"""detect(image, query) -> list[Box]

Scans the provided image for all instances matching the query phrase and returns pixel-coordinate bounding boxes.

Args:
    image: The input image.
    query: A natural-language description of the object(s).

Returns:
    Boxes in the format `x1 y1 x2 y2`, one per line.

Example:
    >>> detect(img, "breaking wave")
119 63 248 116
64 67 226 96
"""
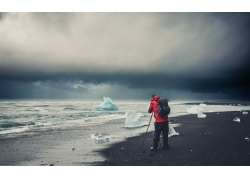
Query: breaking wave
1 100 250 137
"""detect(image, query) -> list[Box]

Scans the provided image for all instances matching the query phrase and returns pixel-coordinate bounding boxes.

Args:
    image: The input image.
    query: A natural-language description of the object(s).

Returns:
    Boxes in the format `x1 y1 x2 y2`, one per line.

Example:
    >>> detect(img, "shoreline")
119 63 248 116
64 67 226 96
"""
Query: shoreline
0 101 250 166
181 100 250 106
0 115 154 166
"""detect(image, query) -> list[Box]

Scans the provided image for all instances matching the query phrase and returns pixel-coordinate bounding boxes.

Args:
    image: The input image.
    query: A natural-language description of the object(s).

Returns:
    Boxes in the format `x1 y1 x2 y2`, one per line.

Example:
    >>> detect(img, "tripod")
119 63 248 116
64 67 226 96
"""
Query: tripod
140 113 153 149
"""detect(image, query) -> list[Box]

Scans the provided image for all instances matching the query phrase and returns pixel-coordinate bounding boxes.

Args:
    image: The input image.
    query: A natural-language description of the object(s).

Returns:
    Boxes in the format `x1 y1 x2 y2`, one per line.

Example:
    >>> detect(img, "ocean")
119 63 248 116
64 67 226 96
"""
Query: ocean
1 100 250 137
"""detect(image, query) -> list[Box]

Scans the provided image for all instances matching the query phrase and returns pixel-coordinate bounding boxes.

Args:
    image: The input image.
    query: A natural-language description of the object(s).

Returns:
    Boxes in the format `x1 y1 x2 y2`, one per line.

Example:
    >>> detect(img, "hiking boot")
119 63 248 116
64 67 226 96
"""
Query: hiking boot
160 145 169 150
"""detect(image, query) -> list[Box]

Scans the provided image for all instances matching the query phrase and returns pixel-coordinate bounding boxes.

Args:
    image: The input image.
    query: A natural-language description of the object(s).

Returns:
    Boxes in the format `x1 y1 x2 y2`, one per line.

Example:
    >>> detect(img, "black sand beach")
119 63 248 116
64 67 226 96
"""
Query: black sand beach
0 102 250 167
95 110 250 166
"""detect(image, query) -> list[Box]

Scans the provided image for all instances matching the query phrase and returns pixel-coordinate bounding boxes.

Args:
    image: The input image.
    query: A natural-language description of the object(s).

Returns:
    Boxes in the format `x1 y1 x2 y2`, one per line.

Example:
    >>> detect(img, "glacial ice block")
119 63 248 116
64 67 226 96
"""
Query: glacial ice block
160 125 179 137
125 110 148 128
168 125 179 137
93 96 118 111
199 103 206 107
187 104 203 114
197 113 206 118
91 133 111 141
187 103 206 118
233 117 240 122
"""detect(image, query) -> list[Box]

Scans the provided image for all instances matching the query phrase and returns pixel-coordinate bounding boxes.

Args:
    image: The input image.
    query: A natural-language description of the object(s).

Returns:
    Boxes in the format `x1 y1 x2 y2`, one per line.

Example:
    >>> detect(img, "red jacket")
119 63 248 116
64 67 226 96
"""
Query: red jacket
148 95 168 123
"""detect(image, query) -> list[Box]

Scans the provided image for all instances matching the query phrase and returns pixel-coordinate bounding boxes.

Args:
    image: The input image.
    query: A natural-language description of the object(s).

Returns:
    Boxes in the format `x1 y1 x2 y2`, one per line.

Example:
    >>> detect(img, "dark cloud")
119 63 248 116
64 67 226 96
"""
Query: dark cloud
0 79 94 100
0 12 250 100
1 67 249 99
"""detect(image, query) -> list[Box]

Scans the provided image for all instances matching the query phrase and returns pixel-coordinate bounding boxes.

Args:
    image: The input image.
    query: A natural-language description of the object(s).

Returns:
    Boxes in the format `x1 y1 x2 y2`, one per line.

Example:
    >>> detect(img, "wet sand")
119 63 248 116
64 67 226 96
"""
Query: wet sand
0 116 154 166
0 102 250 166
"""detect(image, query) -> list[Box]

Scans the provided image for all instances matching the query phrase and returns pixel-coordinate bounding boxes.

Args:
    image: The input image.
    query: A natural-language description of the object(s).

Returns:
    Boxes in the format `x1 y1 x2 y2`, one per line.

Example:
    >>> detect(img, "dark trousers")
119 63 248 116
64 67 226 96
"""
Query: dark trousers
153 121 169 149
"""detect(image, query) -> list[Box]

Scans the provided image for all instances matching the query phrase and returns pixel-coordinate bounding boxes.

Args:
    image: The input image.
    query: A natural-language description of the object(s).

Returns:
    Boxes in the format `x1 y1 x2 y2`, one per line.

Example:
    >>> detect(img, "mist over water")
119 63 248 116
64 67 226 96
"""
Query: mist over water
1 99 250 137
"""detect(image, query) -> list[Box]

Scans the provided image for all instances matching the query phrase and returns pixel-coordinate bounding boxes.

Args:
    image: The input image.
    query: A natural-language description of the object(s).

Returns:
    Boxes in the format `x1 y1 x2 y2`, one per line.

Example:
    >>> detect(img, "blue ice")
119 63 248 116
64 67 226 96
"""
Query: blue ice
93 96 118 111
125 110 148 128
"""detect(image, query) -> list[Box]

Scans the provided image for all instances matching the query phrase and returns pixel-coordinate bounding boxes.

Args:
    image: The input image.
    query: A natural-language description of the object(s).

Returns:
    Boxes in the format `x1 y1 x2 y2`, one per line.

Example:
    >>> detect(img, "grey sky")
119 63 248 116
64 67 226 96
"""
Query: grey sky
0 12 250 100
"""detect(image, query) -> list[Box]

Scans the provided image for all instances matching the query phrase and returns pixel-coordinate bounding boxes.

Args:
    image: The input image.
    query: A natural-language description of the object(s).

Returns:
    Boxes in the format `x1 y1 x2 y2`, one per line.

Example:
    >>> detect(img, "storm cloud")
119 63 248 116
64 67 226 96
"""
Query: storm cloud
0 12 250 100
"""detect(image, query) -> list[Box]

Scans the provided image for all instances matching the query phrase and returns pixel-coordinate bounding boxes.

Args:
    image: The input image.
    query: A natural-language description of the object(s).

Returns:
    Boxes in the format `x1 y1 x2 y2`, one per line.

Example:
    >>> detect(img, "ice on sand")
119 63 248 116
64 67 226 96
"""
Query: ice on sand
125 110 148 128
91 133 111 141
186 103 204 114
187 103 206 118
93 96 118 111
160 125 179 137
197 113 206 118
168 125 179 137
199 103 206 107
233 117 240 122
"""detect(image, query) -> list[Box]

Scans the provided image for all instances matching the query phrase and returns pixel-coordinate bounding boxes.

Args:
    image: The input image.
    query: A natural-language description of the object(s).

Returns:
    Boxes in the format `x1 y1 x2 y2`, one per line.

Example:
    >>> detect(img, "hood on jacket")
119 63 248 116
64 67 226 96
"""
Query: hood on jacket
151 95 160 101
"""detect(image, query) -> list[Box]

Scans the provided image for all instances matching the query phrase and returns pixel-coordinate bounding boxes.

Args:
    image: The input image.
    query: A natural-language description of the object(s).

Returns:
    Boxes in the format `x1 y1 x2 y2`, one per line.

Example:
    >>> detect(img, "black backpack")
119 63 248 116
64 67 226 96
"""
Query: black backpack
157 98 170 117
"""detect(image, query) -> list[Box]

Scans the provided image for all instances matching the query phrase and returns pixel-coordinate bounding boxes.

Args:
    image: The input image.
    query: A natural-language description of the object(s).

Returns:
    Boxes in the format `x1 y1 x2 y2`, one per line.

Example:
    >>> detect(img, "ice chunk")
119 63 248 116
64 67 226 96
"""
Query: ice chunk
187 104 206 118
93 96 118 111
160 125 179 137
125 110 148 128
198 113 206 118
243 111 248 114
233 117 240 122
91 133 111 141
245 137 249 141
168 125 179 137
183 104 191 108
187 105 203 114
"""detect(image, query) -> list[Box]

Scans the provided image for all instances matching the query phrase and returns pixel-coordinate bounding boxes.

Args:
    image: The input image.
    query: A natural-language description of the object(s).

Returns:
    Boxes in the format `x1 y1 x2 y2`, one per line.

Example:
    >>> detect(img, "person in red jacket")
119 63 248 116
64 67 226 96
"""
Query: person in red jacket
148 94 169 152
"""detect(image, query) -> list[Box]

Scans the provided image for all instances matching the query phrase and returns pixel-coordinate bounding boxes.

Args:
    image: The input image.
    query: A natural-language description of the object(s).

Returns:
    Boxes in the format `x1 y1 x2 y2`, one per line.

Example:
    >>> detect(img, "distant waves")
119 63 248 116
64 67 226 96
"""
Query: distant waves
0 101 148 136
1 101 250 137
